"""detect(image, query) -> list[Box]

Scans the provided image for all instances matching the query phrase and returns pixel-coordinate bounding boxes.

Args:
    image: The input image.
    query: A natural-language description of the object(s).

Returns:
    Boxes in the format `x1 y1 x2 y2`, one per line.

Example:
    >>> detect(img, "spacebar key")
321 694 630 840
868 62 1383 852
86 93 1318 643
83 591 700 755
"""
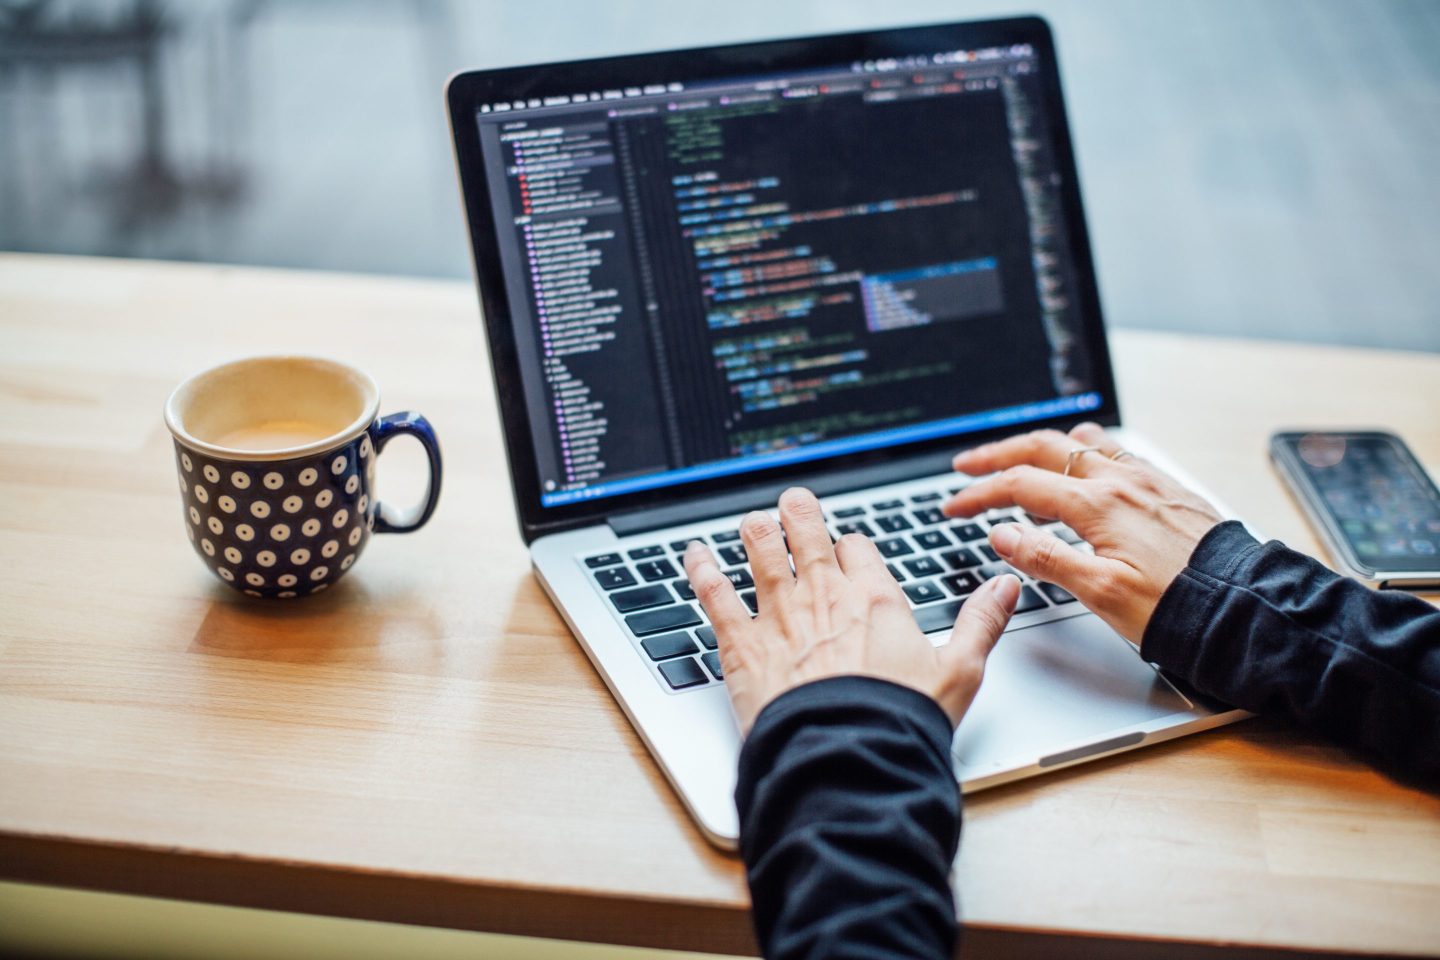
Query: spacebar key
626 604 702 637
913 599 964 635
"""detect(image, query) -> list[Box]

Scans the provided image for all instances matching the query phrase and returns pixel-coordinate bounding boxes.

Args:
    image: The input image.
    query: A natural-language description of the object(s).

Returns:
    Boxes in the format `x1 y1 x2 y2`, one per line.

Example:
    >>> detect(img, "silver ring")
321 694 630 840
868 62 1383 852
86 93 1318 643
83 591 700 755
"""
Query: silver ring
1110 449 1133 462
1063 446 1103 477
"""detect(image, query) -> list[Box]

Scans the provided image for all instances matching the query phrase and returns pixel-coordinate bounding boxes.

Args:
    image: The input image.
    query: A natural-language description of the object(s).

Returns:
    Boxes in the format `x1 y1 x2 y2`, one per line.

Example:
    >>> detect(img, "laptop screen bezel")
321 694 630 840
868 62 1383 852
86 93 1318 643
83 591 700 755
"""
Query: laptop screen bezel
447 16 1121 543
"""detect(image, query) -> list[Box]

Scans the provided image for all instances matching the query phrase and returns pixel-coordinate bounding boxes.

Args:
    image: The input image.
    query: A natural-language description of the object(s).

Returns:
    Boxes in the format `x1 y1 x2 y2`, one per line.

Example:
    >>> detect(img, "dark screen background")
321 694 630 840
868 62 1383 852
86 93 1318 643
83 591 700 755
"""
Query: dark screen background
621 86 1058 468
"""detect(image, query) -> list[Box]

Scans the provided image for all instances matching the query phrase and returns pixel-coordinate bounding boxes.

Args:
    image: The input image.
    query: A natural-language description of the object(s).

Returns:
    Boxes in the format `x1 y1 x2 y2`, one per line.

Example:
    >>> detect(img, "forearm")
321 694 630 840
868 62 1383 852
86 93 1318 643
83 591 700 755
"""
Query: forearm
736 676 961 960
1142 521 1440 785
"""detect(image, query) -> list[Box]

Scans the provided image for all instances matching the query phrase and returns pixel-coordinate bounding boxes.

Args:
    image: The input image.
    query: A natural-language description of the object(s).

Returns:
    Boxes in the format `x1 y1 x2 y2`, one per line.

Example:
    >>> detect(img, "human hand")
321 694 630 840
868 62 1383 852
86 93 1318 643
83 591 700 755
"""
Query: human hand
943 423 1223 644
683 487 1021 735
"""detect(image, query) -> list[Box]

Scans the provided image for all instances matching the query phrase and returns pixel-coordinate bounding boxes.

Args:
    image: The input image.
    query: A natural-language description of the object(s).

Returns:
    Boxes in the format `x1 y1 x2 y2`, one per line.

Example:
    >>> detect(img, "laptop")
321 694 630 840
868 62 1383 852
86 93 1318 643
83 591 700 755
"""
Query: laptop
446 17 1250 848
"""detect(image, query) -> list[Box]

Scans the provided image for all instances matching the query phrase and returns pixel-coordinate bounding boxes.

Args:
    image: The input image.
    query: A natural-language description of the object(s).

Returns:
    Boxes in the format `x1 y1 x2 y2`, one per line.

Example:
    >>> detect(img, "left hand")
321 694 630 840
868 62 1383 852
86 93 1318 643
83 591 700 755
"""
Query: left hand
683 487 1020 735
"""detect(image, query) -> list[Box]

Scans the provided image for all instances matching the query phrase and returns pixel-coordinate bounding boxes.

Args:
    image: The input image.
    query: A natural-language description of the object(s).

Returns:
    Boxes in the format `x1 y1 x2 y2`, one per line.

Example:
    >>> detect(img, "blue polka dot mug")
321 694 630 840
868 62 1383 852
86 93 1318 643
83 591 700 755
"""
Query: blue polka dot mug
164 356 442 599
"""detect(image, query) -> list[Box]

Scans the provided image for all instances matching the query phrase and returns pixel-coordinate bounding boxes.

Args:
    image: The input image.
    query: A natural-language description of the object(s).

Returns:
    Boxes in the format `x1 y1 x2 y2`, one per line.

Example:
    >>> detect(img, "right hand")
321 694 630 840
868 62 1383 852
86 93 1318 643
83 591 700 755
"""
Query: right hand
942 423 1225 644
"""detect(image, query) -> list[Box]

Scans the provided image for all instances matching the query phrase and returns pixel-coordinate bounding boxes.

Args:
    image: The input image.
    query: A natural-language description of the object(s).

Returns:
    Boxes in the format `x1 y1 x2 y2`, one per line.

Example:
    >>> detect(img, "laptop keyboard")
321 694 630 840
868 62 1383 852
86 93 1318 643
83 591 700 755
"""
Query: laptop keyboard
581 477 1090 693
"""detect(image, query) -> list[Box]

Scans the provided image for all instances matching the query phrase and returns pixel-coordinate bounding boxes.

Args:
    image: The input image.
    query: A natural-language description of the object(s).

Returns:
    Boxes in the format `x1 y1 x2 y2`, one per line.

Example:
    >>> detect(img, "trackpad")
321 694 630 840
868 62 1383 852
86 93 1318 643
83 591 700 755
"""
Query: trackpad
953 614 1192 778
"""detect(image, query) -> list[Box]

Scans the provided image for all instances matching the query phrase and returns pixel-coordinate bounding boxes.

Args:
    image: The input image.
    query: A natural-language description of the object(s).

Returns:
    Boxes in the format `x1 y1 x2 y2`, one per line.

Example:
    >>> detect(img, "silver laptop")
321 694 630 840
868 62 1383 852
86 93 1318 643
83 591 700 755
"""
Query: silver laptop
446 17 1249 848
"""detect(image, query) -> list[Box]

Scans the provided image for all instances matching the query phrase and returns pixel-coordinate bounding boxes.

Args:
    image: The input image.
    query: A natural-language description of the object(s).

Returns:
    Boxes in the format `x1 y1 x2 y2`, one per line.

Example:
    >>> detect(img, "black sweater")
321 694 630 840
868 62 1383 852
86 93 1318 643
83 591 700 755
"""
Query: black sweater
735 521 1440 959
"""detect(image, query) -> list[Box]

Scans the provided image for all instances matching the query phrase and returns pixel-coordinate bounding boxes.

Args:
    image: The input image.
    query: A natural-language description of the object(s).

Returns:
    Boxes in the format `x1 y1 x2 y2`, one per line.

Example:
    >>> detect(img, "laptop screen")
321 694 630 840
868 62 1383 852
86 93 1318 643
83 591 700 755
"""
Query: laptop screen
468 35 1105 509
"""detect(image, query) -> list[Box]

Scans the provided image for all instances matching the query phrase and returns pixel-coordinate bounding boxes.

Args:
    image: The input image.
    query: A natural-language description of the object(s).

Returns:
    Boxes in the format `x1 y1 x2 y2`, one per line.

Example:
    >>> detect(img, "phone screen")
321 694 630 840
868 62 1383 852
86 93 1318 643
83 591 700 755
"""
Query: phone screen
1282 433 1440 573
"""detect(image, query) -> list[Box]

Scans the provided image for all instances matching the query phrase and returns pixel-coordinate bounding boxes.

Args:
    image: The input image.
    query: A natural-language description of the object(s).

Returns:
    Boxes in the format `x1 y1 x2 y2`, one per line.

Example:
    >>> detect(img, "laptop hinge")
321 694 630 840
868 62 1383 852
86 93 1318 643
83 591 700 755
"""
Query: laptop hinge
607 449 955 537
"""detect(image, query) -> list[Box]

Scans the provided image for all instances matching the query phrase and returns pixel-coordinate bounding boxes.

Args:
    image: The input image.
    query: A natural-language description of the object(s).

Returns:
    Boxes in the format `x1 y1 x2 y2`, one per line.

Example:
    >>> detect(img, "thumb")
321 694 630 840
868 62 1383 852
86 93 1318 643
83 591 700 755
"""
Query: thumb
935 574 1019 722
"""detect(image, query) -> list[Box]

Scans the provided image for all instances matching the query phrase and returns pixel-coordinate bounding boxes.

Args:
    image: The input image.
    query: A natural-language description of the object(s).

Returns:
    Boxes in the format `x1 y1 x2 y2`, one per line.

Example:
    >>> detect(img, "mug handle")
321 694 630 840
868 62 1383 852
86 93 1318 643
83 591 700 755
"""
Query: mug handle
372 412 442 534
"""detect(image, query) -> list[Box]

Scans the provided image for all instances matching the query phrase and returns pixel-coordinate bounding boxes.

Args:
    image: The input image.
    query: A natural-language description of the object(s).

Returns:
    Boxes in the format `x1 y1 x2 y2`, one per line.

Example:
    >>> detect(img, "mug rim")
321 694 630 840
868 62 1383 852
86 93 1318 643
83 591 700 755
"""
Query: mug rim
165 355 381 463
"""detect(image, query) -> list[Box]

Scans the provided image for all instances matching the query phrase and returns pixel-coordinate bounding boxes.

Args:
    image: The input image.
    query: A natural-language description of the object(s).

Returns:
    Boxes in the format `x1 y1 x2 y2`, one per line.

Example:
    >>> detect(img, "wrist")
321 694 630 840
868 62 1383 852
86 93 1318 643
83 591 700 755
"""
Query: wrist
1140 521 1257 659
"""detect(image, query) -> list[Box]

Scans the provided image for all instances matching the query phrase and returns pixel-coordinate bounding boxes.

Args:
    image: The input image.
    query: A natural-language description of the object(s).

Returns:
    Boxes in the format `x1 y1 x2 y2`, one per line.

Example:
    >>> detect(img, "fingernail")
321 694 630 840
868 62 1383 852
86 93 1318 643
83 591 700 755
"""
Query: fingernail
990 523 1021 556
993 573 1021 611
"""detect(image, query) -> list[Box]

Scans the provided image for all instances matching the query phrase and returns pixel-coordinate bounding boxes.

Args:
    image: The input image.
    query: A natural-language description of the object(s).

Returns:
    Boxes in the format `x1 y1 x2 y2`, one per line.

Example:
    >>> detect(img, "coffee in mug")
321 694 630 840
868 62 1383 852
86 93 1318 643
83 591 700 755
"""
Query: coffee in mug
164 356 442 599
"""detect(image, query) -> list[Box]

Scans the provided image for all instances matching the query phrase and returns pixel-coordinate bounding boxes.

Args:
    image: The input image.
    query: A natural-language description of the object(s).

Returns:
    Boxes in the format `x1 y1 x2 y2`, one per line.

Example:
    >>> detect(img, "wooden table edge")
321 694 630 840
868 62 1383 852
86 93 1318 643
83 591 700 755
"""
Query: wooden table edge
0 830 756 954
4 832 1427 959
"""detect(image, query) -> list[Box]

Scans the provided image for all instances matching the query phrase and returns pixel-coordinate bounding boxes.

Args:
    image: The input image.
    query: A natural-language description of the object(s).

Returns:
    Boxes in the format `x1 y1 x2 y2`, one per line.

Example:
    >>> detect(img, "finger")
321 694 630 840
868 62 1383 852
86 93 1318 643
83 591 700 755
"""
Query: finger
684 541 752 633
944 573 1019 665
834 531 890 585
952 428 1118 478
777 487 837 577
952 428 1068 473
1066 421 1123 457
934 575 1020 722
987 522 1120 604
1068 422 1158 474
943 465 1089 525
740 509 792 598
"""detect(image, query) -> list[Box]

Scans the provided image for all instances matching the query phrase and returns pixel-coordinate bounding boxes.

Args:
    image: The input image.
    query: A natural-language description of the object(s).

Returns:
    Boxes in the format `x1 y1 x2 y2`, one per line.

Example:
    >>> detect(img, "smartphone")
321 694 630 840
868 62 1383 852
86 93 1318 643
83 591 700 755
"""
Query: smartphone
1270 430 1440 590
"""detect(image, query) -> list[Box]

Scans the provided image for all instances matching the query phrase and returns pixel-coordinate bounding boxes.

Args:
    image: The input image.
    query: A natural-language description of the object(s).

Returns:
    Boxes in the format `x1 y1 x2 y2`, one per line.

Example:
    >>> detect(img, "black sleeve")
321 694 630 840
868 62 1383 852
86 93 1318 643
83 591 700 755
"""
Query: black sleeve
1142 520 1440 786
735 675 961 960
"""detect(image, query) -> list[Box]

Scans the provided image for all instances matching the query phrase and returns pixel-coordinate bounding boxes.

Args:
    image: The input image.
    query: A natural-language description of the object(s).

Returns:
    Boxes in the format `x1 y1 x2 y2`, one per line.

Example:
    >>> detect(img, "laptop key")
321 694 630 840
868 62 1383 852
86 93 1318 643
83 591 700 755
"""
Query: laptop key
941 571 982 596
640 631 699 661
658 657 708 690
1038 582 1078 604
1015 585 1048 613
718 544 748 565
740 590 759 614
977 544 1002 563
876 537 914 558
593 566 637 590
670 538 701 552
725 568 754 589
636 558 679 582
872 499 904 511
910 492 943 503
611 584 674 614
903 556 944 578
979 561 1022 580
627 544 665 560
701 651 724 680
695 625 718 650
833 505 867 518
887 562 906 582
939 547 981 570
914 530 950 551
1051 524 1085 544
586 553 623 568
674 578 696 600
626 604 702 636
836 520 875 538
875 514 913 533
712 529 741 543
913 599 964 634
912 586 1041 631
951 523 985 542
912 507 946 525
903 580 945 604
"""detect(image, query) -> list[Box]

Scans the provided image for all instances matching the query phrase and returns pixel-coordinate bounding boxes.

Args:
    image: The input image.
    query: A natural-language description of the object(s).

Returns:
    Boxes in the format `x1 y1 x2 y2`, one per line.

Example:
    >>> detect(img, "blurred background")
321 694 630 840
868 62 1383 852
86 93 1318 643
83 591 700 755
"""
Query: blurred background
1 0 1437 349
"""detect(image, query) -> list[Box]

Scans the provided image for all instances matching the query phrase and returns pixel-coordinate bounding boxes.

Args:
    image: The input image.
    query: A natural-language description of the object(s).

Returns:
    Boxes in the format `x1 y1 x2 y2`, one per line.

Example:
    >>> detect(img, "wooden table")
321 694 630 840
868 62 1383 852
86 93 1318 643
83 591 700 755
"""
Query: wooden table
1 254 1437 959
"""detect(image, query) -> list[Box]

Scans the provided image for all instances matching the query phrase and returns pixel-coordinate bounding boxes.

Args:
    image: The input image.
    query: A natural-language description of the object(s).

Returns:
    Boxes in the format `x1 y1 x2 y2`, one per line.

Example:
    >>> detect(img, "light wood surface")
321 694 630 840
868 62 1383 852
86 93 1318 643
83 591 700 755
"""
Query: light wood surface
1 254 1437 958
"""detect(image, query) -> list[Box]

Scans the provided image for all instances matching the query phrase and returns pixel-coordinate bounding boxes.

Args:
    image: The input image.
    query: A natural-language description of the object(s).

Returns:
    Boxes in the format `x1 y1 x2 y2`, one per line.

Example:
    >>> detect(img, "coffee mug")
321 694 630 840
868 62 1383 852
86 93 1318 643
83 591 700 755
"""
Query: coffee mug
164 356 441 598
